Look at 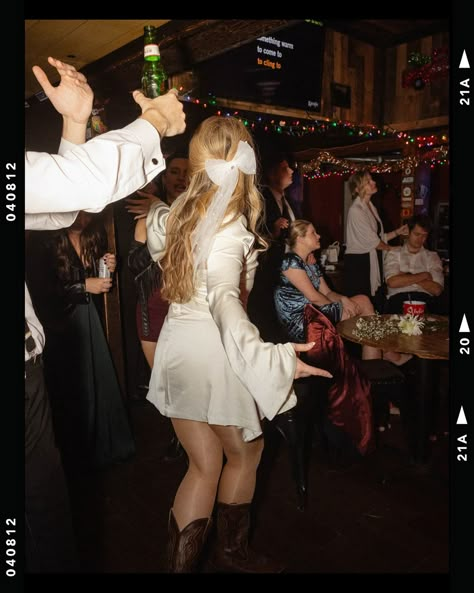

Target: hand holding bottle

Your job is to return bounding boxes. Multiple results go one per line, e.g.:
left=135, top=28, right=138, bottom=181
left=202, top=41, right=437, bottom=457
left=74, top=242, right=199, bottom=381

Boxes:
left=134, top=89, right=186, bottom=137
left=102, top=253, right=117, bottom=274
left=142, top=25, right=166, bottom=98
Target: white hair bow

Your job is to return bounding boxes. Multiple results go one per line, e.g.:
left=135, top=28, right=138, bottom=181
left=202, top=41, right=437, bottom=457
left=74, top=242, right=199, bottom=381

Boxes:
left=192, top=140, right=256, bottom=271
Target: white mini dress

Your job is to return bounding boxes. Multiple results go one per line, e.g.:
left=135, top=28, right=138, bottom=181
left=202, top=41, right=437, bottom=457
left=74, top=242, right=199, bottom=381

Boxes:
left=146, top=201, right=297, bottom=442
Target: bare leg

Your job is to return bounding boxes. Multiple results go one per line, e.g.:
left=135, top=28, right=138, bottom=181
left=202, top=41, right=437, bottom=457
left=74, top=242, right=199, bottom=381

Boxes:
left=346, top=296, right=412, bottom=365
left=360, top=345, right=381, bottom=360
left=383, top=351, right=413, bottom=366
left=207, top=427, right=284, bottom=573
left=141, top=340, right=157, bottom=369
left=350, top=294, right=374, bottom=316
left=347, top=295, right=412, bottom=365
left=209, top=425, right=264, bottom=504
left=171, top=418, right=223, bottom=530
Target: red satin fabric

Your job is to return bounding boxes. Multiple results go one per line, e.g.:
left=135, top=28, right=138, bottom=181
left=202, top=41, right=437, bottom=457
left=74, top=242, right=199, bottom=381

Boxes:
left=304, top=304, right=374, bottom=455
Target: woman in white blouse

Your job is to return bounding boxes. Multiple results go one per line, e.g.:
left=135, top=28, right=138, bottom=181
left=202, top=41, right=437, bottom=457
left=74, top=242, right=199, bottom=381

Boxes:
left=344, top=170, right=408, bottom=311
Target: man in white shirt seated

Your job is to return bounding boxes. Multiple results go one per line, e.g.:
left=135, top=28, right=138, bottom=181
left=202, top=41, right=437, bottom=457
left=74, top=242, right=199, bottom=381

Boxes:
left=384, top=214, right=445, bottom=314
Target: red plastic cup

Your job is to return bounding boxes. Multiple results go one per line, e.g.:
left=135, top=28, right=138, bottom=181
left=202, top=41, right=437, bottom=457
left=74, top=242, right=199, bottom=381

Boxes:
left=403, top=300, right=426, bottom=316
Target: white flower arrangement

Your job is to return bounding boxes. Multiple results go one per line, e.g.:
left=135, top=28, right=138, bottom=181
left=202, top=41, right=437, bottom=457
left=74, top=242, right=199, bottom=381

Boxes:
left=397, top=314, right=425, bottom=336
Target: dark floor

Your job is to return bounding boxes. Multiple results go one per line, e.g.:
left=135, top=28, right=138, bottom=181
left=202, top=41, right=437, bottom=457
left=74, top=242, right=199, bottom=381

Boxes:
left=64, top=393, right=449, bottom=575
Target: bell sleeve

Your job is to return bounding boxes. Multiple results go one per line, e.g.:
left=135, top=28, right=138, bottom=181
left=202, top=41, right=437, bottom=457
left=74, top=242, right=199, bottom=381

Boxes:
left=206, top=224, right=296, bottom=420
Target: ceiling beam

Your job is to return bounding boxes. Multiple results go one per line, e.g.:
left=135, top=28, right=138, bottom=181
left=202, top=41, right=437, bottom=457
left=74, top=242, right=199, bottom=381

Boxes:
left=387, top=116, right=449, bottom=132
left=82, top=19, right=302, bottom=83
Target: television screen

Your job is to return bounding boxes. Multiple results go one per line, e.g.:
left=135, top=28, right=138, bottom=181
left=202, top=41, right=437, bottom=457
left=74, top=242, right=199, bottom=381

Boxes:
left=196, top=21, right=325, bottom=112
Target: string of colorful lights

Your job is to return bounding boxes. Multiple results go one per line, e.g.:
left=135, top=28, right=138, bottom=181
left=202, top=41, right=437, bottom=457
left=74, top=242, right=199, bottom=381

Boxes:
left=300, top=147, right=449, bottom=179
left=27, top=81, right=449, bottom=176
left=176, top=89, right=449, bottom=176
left=180, top=89, right=448, bottom=145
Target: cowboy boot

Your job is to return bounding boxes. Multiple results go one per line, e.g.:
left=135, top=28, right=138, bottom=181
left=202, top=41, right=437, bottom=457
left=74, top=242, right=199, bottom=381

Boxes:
left=167, top=509, right=212, bottom=573
left=208, top=502, right=285, bottom=573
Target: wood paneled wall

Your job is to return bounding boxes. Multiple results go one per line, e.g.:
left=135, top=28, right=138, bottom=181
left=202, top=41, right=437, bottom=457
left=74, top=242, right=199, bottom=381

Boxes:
left=321, top=30, right=382, bottom=125
left=384, top=32, right=449, bottom=126
left=321, top=29, right=449, bottom=128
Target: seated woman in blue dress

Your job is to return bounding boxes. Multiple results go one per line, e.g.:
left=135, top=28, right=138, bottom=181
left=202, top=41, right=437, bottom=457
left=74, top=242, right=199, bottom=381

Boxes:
left=274, top=220, right=410, bottom=365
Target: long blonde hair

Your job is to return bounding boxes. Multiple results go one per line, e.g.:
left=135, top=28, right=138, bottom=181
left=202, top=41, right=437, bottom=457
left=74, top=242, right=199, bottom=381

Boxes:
left=160, top=116, right=267, bottom=303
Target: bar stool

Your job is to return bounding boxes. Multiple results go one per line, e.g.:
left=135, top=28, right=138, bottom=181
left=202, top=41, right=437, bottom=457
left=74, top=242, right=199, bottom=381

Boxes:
left=271, top=376, right=326, bottom=512
left=272, top=381, right=309, bottom=511
left=356, top=359, right=405, bottom=433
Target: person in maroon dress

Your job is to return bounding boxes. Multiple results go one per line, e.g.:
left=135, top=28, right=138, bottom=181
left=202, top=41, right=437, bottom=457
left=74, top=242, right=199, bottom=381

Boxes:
left=127, top=152, right=189, bottom=460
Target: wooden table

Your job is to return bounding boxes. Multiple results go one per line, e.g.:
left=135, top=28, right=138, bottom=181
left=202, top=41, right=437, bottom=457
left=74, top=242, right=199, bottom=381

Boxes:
left=337, top=314, right=449, bottom=463
left=337, top=315, right=449, bottom=360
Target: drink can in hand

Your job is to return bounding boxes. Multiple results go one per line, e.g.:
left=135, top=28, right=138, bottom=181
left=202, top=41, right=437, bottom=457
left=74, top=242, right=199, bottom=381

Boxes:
left=98, top=256, right=111, bottom=278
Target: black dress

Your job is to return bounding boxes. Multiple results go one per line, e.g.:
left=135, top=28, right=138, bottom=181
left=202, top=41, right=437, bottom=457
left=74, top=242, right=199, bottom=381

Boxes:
left=344, top=218, right=385, bottom=312
left=247, top=187, right=292, bottom=343
left=26, top=231, right=135, bottom=469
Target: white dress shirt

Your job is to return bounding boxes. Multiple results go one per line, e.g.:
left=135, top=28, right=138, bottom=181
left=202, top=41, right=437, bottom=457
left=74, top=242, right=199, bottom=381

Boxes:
left=384, top=243, right=444, bottom=298
left=25, top=118, right=165, bottom=360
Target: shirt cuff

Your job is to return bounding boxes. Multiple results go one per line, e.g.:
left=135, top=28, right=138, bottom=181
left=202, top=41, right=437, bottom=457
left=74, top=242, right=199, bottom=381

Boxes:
left=123, top=119, right=166, bottom=176
left=58, top=137, right=77, bottom=156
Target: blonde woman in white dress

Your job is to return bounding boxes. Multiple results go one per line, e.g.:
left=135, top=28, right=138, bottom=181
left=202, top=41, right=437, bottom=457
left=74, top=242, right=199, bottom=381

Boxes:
left=146, top=116, right=331, bottom=573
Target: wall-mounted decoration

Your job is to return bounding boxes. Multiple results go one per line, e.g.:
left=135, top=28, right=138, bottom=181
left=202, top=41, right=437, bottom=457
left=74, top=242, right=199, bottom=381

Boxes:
left=402, top=47, right=449, bottom=91
left=331, top=82, right=351, bottom=108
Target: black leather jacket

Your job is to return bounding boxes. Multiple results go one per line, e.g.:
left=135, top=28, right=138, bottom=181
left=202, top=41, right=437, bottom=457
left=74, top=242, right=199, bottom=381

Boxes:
left=128, top=239, right=161, bottom=338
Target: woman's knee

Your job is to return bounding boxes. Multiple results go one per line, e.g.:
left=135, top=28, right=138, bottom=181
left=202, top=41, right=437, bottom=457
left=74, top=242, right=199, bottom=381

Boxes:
left=172, top=419, right=223, bottom=482
left=227, top=436, right=264, bottom=469
left=356, top=294, right=374, bottom=314
left=211, top=425, right=264, bottom=467
left=187, top=451, right=223, bottom=485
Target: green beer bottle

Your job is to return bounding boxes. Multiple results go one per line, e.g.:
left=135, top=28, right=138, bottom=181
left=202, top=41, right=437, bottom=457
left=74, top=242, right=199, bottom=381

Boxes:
left=142, top=25, right=166, bottom=98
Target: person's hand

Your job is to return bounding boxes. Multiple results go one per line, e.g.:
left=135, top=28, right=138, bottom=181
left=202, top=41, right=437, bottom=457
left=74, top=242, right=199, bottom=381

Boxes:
left=417, top=271, right=432, bottom=282
left=307, top=252, right=317, bottom=265
left=274, top=217, right=289, bottom=231
left=32, top=57, right=93, bottom=124
left=133, top=88, right=186, bottom=137
left=398, top=224, right=409, bottom=236
left=291, top=342, right=333, bottom=380
left=103, top=253, right=116, bottom=274
left=272, top=217, right=289, bottom=238
left=125, top=192, right=160, bottom=219
left=85, top=277, right=113, bottom=294
left=340, top=296, right=359, bottom=318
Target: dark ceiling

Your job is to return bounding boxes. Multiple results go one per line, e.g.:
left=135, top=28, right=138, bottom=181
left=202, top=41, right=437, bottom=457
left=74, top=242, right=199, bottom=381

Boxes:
left=80, top=19, right=450, bottom=85
left=324, top=19, right=449, bottom=48
left=26, top=19, right=450, bottom=99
